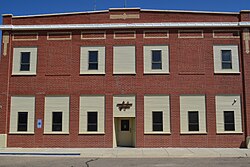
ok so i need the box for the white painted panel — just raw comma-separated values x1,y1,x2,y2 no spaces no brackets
44,96,70,134
113,95,136,117
10,96,35,133
80,46,105,74
215,95,242,133
180,95,206,133
12,47,37,75
144,45,169,74
113,46,136,74
79,95,105,133
144,95,170,133
213,45,240,73
0,134,7,147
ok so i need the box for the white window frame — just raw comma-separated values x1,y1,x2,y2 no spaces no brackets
213,45,240,74
79,95,105,134
144,45,169,74
215,95,242,134
44,96,70,134
80,46,105,74
144,95,170,134
12,47,38,75
180,95,207,134
9,96,35,134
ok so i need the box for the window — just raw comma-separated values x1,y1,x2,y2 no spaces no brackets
221,50,232,69
215,95,242,133
12,47,37,75
87,112,98,131
152,111,163,131
213,45,239,73
20,52,30,71
121,120,129,131
80,47,105,74
44,96,70,134
224,111,235,131
188,111,199,131
143,46,169,74
152,50,162,70
10,96,35,134
88,51,98,70
17,112,28,131
52,112,62,131
180,95,206,134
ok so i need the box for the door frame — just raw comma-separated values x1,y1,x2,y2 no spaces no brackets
113,117,136,147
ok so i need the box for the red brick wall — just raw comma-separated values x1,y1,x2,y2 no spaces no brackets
0,10,248,148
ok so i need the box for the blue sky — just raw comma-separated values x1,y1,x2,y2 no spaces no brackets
0,0,249,45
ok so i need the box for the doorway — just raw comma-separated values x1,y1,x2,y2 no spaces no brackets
114,117,135,147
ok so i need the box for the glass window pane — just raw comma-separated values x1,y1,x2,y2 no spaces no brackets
89,51,98,62
20,64,30,71
222,63,232,69
88,63,98,70
21,52,30,63
88,112,97,123
222,50,232,61
188,111,198,123
121,120,129,131
152,50,162,62
152,63,162,70
53,112,62,123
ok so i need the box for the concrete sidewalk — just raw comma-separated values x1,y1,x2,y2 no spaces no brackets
0,147,250,158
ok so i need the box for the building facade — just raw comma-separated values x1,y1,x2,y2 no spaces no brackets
0,8,250,148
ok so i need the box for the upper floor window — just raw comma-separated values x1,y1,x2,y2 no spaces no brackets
88,51,98,70
80,46,105,74
144,45,169,74
20,52,31,71
152,50,162,70
12,47,37,75
213,45,239,74
221,50,232,69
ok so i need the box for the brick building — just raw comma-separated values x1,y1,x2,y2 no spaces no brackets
0,8,250,148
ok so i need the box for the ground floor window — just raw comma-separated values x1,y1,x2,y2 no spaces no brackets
87,112,98,131
152,111,163,131
188,111,199,131
18,112,28,132
224,111,235,131
52,112,62,131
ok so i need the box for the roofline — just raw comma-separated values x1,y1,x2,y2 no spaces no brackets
4,10,109,19
2,8,240,19
141,9,239,15
0,22,249,30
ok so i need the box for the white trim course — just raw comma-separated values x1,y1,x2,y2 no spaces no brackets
0,22,248,30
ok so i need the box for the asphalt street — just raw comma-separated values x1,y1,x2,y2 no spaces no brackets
0,157,250,167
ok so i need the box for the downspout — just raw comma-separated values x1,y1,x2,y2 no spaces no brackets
240,28,248,148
